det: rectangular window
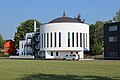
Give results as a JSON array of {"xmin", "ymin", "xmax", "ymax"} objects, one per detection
[
  {"xmin": 51, "ymin": 52, "xmax": 53, "ymax": 56},
  {"xmin": 68, "ymin": 32, "xmax": 70, "ymax": 47},
  {"xmin": 83, "ymin": 33, "xmax": 85, "ymax": 48},
  {"xmin": 110, "ymin": 52, "xmax": 118, "ymax": 57},
  {"xmin": 55, "ymin": 32, "xmax": 56, "ymax": 47},
  {"xmin": 47, "ymin": 33, "xmax": 49, "ymax": 47},
  {"xmin": 109, "ymin": 26, "xmax": 117, "ymax": 31},
  {"xmin": 22, "ymin": 44, "xmax": 23, "ymax": 48},
  {"xmin": 44, "ymin": 33, "xmax": 46, "ymax": 48},
  {"xmin": 56, "ymin": 52, "xmax": 58, "ymax": 56},
  {"xmin": 59, "ymin": 32, "xmax": 61, "ymax": 47},
  {"xmin": 51, "ymin": 33, "xmax": 52, "ymax": 47},
  {"xmin": 109, "ymin": 36, "xmax": 117, "ymax": 42},
  {"xmin": 80, "ymin": 33, "xmax": 82, "ymax": 47},
  {"xmin": 42, "ymin": 33, "xmax": 43, "ymax": 48},
  {"xmin": 86, "ymin": 33, "xmax": 87, "ymax": 47},
  {"xmin": 76, "ymin": 33, "xmax": 78, "ymax": 47},
  {"xmin": 72, "ymin": 32, "xmax": 74, "ymax": 47}
]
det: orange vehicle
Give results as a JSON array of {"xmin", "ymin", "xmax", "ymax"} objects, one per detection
[{"xmin": 4, "ymin": 40, "xmax": 16, "ymax": 55}]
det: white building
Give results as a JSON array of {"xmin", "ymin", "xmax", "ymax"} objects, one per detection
[
  {"xmin": 19, "ymin": 15, "xmax": 89, "ymax": 59},
  {"xmin": 19, "ymin": 21, "xmax": 40, "ymax": 58},
  {"xmin": 39, "ymin": 16, "xmax": 89, "ymax": 59}
]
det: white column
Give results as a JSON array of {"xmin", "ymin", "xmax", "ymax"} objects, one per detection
[
  {"xmin": 78, "ymin": 32, "xmax": 80, "ymax": 48},
  {"xmin": 56, "ymin": 32, "xmax": 59, "ymax": 47},
  {"xmin": 79, "ymin": 50, "xmax": 84, "ymax": 59},
  {"xmin": 53, "ymin": 32, "xmax": 55, "ymax": 47},
  {"xmin": 74, "ymin": 32, "xmax": 76, "ymax": 47}
]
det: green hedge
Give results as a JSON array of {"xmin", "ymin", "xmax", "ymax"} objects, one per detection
[{"xmin": 0, "ymin": 53, "xmax": 9, "ymax": 57}]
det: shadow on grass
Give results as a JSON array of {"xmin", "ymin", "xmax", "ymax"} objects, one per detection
[{"xmin": 19, "ymin": 73, "xmax": 120, "ymax": 80}]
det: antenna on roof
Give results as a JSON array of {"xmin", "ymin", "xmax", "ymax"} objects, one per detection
[{"xmin": 63, "ymin": 11, "xmax": 66, "ymax": 17}]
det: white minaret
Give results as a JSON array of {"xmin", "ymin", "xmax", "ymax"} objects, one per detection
[{"xmin": 34, "ymin": 20, "xmax": 36, "ymax": 32}]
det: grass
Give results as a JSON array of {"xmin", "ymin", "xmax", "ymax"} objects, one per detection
[{"xmin": 0, "ymin": 59, "xmax": 120, "ymax": 80}]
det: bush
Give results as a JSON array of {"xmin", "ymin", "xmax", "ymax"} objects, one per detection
[{"xmin": 0, "ymin": 53, "xmax": 9, "ymax": 57}]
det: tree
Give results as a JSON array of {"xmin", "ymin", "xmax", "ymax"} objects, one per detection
[
  {"xmin": 0, "ymin": 34, "xmax": 4, "ymax": 54},
  {"xmin": 90, "ymin": 21, "xmax": 105, "ymax": 54},
  {"xmin": 0, "ymin": 34, "xmax": 4, "ymax": 47},
  {"xmin": 74, "ymin": 14, "xmax": 85, "ymax": 23},
  {"xmin": 113, "ymin": 9, "xmax": 120, "ymax": 22},
  {"xmin": 14, "ymin": 19, "xmax": 41, "ymax": 48}
]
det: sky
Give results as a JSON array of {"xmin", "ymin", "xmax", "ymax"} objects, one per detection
[{"xmin": 0, "ymin": 0, "xmax": 120, "ymax": 40}]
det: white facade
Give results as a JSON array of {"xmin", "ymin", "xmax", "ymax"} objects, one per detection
[
  {"xmin": 40, "ymin": 22, "xmax": 89, "ymax": 59},
  {"xmin": 19, "ymin": 32, "xmax": 35, "ymax": 56}
]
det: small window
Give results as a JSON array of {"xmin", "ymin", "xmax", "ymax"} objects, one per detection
[
  {"xmin": 72, "ymin": 32, "xmax": 74, "ymax": 47},
  {"xmin": 68, "ymin": 32, "xmax": 70, "ymax": 47},
  {"xmin": 109, "ymin": 36, "xmax": 117, "ymax": 42},
  {"xmin": 50, "ymin": 33, "xmax": 52, "ymax": 47},
  {"xmin": 55, "ymin": 32, "xmax": 56, "ymax": 47},
  {"xmin": 47, "ymin": 33, "xmax": 49, "ymax": 47},
  {"xmin": 51, "ymin": 52, "xmax": 53, "ymax": 56},
  {"xmin": 76, "ymin": 33, "xmax": 78, "ymax": 47},
  {"xmin": 109, "ymin": 26, "xmax": 117, "ymax": 31},
  {"xmin": 22, "ymin": 44, "xmax": 24, "ymax": 48},
  {"xmin": 59, "ymin": 32, "xmax": 61, "ymax": 47},
  {"xmin": 80, "ymin": 33, "xmax": 82, "ymax": 47},
  {"xmin": 109, "ymin": 52, "xmax": 118, "ymax": 57},
  {"xmin": 56, "ymin": 52, "xmax": 58, "ymax": 56},
  {"xmin": 76, "ymin": 52, "xmax": 78, "ymax": 54}
]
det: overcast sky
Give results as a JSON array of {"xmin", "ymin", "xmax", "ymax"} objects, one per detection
[{"xmin": 0, "ymin": 0, "xmax": 120, "ymax": 40}]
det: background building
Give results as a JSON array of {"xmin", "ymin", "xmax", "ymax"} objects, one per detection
[
  {"xmin": 4, "ymin": 40, "xmax": 16, "ymax": 55},
  {"xmin": 104, "ymin": 22, "xmax": 120, "ymax": 59},
  {"xmin": 19, "ymin": 21, "xmax": 40, "ymax": 58}
]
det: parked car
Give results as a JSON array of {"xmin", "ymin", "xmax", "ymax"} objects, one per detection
[{"xmin": 64, "ymin": 54, "xmax": 78, "ymax": 60}]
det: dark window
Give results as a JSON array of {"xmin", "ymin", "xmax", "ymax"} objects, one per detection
[
  {"xmin": 59, "ymin": 32, "xmax": 61, "ymax": 47},
  {"xmin": 109, "ymin": 26, "xmax": 117, "ymax": 31},
  {"xmin": 109, "ymin": 36, "xmax": 117, "ymax": 42},
  {"xmin": 80, "ymin": 33, "xmax": 82, "ymax": 47},
  {"xmin": 56, "ymin": 52, "xmax": 58, "ymax": 56},
  {"xmin": 51, "ymin": 52, "xmax": 53, "ymax": 56},
  {"xmin": 71, "ymin": 52, "xmax": 73, "ymax": 54},
  {"xmin": 109, "ymin": 52, "xmax": 118, "ymax": 57},
  {"xmin": 51, "ymin": 33, "xmax": 52, "ymax": 47},
  {"xmin": 68, "ymin": 32, "xmax": 70, "ymax": 47},
  {"xmin": 55, "ymin": 32, "xmax": 56, "ymax": 47},
  {"xmin": 76, "ymin": 33, "xmax": 78, "ymax": 47},
  {"xmin": 47, "ymin": 33, "xmax": 49, "ymax": 47},
  {"xmin": 83, "ymin": 33, "xmax": 85, "ymax": 48},
  {"xmin": 44, "ymin": 33, "xmax": 46, "ymax": 48},
  {"xmin": 72, "ymin": 32, "xmax": 74, "ymax": 47},
  {"xmin": 76, "ymin": 52, "xmax": 78, "ymax": 54},
  {"xmin": 22, "ymin": 44, "xmax": 23, "ymax": 48}
]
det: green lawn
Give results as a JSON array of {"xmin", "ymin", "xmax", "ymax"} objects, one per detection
[{"xmin": 0, "ymin": 59, "xmax": 120, "ymax": 80}]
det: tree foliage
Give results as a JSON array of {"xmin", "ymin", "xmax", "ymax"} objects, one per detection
[
  {"xmin": 14, "ymin": 19, "xmax": 41, "ymax": 48},
  {"xmin": 74, "ymin": 14, "xmax": 85, "ymax": 23},
  {"xmin": 0, "ymin": 34, "xmax": 4, "ymax": 54},
  {"xmin": 0, "ymin": 34, "xmax": 4, "ymax": 47},
  {"xmin": 113, "ymin": 9, "xmax": 120, "ymax": 22},
  {"xmin": 90, "ymin": 21, "xmax": 105, "ymax": 54}
]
